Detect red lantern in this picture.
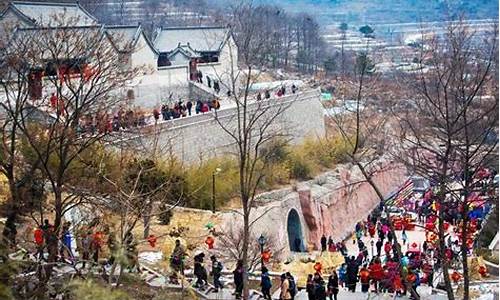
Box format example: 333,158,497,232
443,222,450,231
147,234,157,248
451,271,461,283
314,262,322,273
478,266,488,277
205,236,215,249
407,273,416,283
466,238,474,248
34,228,44,246
261,250,271,263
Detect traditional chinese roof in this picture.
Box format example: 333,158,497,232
153,26,229,53
1,1,98,26
105,24,158,54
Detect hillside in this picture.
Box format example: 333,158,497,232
210,0,499,25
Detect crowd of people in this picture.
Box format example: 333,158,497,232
32,219,139,271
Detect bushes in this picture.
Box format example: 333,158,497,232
103,135,351,211
183,158,240,210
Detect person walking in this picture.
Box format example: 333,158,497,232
194,253,207,289
314,273,327,300
338,263,347,288
280,273,292,300
327,271,339,300
306,274,315,300
359,264,370,293
186,101,192,116
261,267,272,300
346,256,359,292
402,229,408,245
321,235,327,252
210,255,223,292
376,238,383,257
233,260,244,299
81,231,92,269
286,272,297,299
34,226,44,260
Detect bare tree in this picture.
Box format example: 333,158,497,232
202,2,300,297
0,15,142,287
325,39,422,298
396,20,498,300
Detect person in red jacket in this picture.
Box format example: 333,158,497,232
34,227,44,260
369,258,384,292
384,241,392,257
359,265,371,293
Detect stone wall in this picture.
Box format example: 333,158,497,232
219,160,407,258
116,89,325,162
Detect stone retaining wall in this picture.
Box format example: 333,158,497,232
114,89,325,162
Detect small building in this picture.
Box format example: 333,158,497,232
105,24,159,72
153,26,238,82
0,1,98,28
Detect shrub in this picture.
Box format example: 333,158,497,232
287,151,314,180
184,158,240,210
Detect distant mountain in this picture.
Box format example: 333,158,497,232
210,0,499,26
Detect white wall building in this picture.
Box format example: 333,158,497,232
0,1,98,27
153,26,238,83
0,2,239,108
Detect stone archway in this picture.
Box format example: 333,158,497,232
287,208,304,252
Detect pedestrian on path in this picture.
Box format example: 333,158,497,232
321,235,327,252
280,273,292,300
210,255,223,292
314,273,327,300
359,264,370,293
376,238,383,257
306,274,315,300
402,229,408,245
327,271,339,300
233,260,244,299
261,267,272,300
346,256,359,292
338,263,347,288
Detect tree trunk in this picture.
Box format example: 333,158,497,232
437,188,455,300
143,200,152,238
242,204,250,299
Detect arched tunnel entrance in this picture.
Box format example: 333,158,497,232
287,209,304,252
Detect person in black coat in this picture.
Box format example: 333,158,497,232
321,235,327,252
346,256,359,292
194,253,207,288
233,259,244,299
327,271,339,300
306,274,315,300
314,273,327,300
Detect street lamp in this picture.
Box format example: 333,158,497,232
258,234,267,271
212,167,222,213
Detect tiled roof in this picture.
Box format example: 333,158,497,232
154,26,228,53
105,25,141,52
4,1,98,26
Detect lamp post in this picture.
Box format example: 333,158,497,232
258,234,267,271
212,167,221,213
